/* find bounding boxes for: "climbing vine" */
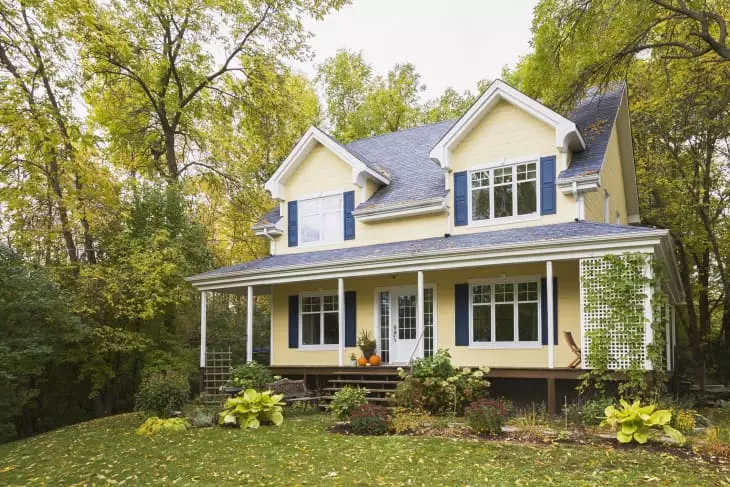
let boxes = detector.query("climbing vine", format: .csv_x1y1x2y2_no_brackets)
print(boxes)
578,253,669,400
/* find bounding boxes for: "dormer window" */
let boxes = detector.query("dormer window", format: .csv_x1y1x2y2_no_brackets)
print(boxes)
299,193,343,244
469,160,538,223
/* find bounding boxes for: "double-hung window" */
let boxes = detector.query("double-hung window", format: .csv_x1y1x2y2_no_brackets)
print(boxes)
301,294,339,347
470,279,540,346
470,161,538,222
299,194,342,244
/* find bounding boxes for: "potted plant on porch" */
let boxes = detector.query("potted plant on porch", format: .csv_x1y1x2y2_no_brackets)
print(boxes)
357,331,377,360
350,353,358,367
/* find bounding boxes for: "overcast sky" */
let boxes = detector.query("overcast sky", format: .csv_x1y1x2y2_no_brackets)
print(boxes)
294,0,539,99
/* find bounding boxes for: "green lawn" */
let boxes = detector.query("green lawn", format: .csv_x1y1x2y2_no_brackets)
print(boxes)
0,413,728,486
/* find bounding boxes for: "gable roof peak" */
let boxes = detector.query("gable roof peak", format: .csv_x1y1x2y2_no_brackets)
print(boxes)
429,79,586,170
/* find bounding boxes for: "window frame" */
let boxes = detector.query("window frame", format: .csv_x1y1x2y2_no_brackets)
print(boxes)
467,275,543,349
299,290,340,350
297,191,344,247
467,156,542,227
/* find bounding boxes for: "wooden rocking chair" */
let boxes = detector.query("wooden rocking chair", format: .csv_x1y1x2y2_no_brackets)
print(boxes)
564,331,582,368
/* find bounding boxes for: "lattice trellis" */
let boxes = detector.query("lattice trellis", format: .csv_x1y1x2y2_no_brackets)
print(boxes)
580,257,648,369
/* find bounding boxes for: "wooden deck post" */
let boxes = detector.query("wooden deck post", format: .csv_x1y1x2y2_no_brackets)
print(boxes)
246,286,254,363
547,377,556,416
200,291,207,368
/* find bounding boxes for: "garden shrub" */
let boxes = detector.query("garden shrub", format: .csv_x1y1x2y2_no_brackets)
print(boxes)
218,389,285,429
565,397,615,427
350,404,390,435
230,361,275,390
671,409,697,433
390,408,433,435
602,398,685,445
328,386,367,421
186,407,216,428
134,371,190,418
135,417,190,435
465,399,506,436
392,350,490,415
700,427,730,459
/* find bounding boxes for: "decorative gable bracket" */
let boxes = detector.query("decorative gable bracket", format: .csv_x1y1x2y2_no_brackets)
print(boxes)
429,80,586,170
264,126,391,200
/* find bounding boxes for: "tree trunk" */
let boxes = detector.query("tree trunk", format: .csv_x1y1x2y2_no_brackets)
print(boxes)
164,128,178,181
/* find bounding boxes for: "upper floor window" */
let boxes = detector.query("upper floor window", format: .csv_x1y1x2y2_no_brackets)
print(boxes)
469,161,538,222
299,194,342,244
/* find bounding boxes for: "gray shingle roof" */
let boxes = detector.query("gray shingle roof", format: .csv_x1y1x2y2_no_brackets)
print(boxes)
191,221,661,279
253,83,626,226
560,83,625,179
253,207,281,228
347,120,457,210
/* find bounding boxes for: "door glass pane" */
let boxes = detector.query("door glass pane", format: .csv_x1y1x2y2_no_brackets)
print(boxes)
424,288,434,357
398,295,416,340
473,305,491,342
302,313,320,345
379,292,390,363
323,312,339,344
495,303,514,341
518,303,539,342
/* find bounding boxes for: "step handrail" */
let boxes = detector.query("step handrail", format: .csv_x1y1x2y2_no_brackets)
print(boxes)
407,328,426,364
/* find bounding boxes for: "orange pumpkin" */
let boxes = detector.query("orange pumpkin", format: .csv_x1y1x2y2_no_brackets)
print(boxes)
368,354,381,366
357,357,368,367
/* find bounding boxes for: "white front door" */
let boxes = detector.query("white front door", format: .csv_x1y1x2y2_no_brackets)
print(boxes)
391,291,418,363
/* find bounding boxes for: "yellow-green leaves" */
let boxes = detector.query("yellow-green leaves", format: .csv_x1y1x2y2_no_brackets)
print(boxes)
602,398,685,445
218,389,285,429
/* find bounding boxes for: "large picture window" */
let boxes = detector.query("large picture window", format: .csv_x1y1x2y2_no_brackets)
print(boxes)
470,161,537,222
301,294,339,346
299,194,342,244
470,279,540,346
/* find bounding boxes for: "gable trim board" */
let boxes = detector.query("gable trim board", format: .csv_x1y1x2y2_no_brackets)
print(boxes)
429,80,586,170
265,126,391,200
352,197,448,222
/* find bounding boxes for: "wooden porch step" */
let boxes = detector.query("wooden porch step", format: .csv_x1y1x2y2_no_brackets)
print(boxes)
322,387,394,394
335,369,404,376
319,395,390,403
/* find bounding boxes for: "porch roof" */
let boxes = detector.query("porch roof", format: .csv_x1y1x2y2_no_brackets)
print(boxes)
188,222,676,293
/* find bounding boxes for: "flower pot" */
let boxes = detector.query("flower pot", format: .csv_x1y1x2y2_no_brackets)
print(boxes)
350,359,357,367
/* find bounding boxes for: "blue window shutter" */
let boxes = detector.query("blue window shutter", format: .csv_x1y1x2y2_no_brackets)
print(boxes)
540,155,556,215
455,283,469,346
454,171,468,226
288,295,299,348
287,201,298,247
541,277,559,345
343,191,355,240
345,291,357,347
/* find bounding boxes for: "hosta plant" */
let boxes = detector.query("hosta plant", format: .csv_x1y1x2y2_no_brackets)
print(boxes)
218,389,285,429
602,399,685,445
135,417,190,435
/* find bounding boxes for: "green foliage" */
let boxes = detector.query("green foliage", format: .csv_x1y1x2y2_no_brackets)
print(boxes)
392,350,490,415
671,409,697,434
350,404,390,436
389,408,434,435
602,399,685,445
564,397,615,427
356,330,376,357
218,389,285,429
327,386,368,421
465,399,507,436
134,372,190,419
135,416,190,435
230,362,274,390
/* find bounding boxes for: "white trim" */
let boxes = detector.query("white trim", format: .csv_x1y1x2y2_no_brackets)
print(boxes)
270,286,275,365
603,190,610,224
557,175,600,194
579,261,587,369
298,290,340,350
546,261,554,368
467,274,542,349
338,278,345,367
416,271,425,360
189,232,669,290
644,262,654,370
246,286,254,363
353,198,447,222
576,193,585,220
467,157,541,226
264,126,390,199
429,80,585,169
200,291,207,368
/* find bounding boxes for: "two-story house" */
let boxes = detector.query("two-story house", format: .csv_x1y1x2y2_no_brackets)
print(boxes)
187,80,684,411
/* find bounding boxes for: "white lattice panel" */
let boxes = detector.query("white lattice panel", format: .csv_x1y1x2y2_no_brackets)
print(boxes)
580,257,648,369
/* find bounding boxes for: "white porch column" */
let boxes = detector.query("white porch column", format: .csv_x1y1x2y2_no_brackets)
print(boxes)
338,278,345,367
546,261,554,369
246,286,254,363
200,291,207,368
417,270,424,359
